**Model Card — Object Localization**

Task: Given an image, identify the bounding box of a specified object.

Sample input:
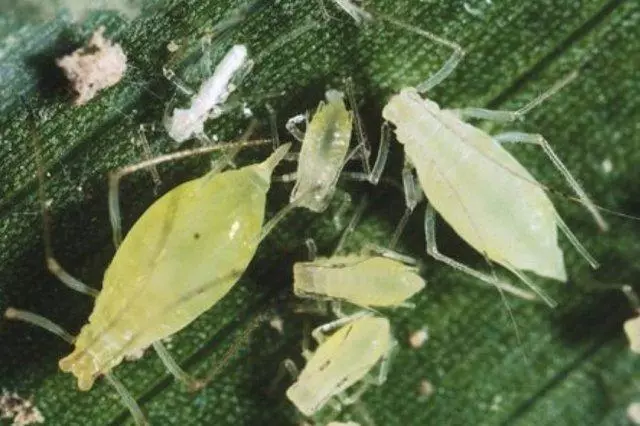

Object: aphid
[283,83,387,213]
[374,13,606,304]
[292,198,425,309]
[5,128,297,424]
[164,44,252,143]
[286,313,395,418]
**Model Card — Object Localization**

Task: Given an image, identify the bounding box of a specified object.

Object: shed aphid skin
[282,82,389,213]
[285,312,396,418]
[317,0,372,24]
[164,44,252,143]
[372,13,605,306]
[4,122,301,424]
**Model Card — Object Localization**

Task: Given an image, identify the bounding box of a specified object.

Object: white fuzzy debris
[628,402,640,424]
[166,40,180,53]
[624,315,640,354]
[165,44,249,143]
[124,347,147,361]
[418,379,435,398]
[601,158,613,174]
[268,315,284,334]
[409,327,429,348]
[0,390,45,426]
[56,26,127,106]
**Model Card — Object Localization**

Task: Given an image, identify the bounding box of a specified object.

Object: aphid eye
[193,232,200,240]
[318,359,331,372]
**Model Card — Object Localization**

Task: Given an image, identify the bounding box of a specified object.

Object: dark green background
[0,0,639,425]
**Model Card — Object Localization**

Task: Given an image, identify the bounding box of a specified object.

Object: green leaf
[1,0,639,425]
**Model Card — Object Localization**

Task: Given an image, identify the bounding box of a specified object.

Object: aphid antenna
[333,195,369,256]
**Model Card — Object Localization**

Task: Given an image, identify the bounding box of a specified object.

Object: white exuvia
[165,44,250,143]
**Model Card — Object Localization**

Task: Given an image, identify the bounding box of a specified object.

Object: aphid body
[165,44,249,143]
[293,254,424,307]
[286,315,391,417]
[383,90,567,281]
[59,144,289,391]
[289,90,353,212]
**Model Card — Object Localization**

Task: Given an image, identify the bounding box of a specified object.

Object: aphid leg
[344,77,372,176]
[155,313,268,391]
[268,359,300,394]
[424,204,539,302]
[333,196,368,256]
[136,125,162,192]
[162,66,195,96]
[452,71,579,123]
[305,238,318,261]
[31,115,99,297]
[4,308,76,344]
[389,158,423,249]
[341,119,391,185]
[332,193,353,231]
[492,131,608,232]
[373,14,464,93]
[266,102,281,149]
[108,139,271,247]
[310,311,369,345]
[553,212,599,269]
[104,373,149,426]
[361,244,418,266]
[622,285,640,312]
[330,0,372,24]
[4,309,148,425]
[285,113,307,142]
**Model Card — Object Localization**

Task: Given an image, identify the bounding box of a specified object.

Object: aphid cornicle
[5,135,295,425]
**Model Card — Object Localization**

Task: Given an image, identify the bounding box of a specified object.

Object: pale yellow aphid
[5,134,293,425]
[286,314,393,417]
[293,254,424,308]
[374,14,606,305]
[61,143,290,390]
[285,87,386,213]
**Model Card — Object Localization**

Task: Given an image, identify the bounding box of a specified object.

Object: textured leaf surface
[0,1,639,425]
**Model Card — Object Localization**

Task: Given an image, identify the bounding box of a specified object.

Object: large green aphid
[5,137,294,425]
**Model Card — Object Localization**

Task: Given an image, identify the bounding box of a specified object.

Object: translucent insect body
[6,137,292,425]
[62,143,289,390]
[165,44,251,143]
[294,254,424,308]
[370,13,605,304]
[288,90,353,212]
[286,314,393,417]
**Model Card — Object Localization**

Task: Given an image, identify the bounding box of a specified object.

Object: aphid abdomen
[287,316,390,416]
[294,255,424,307]
[291,90,353,212]
[59,148,285,390]
[383,89,566,280]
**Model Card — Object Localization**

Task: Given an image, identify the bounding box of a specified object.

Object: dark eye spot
[193,232,200,240]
